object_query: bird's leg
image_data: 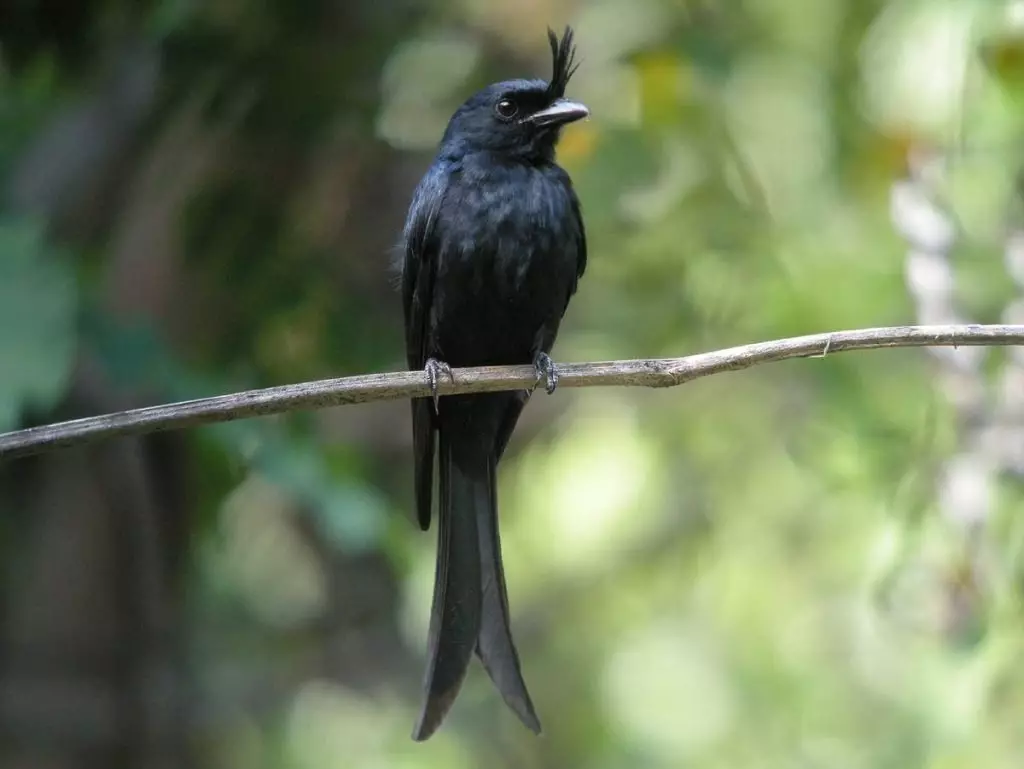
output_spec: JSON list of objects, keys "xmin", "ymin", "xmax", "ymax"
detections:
[
  {"xmin": 424, "ymin": 357, "xmax": 454, "ymax": 413},
  {"xmin": 532, "ymin": 352, "xmax": 559, "ymax": 395}
]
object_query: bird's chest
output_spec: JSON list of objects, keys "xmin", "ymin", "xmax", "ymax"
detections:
[
  {"xmin": 439, "ymin": 171, "xmax": 575, "ymax": 299},
  {"xmin": 426, "ymin": 165, "xmax": 579, "ymax": 364}
]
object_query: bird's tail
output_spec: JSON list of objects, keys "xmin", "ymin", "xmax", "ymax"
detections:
[
  {"xmin": 475, "ymin": 458, "xmax": 541, "ymax": 734},
  {"xmin": 413, "ymin": 420, "xmax": 540, "ymax": 740},
  {"xmin": 413, "ymin": 431, "xmax": 482, "ymax": 740}
]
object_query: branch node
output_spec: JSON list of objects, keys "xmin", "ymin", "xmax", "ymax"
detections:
[{"xmin": 814, "ymin": 335, "xmax": 834, "ymax": 359}]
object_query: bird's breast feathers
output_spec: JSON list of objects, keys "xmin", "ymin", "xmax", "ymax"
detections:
[{"xmin": 443, "ymin": 163, "xmax": 577, "ymax": 260}]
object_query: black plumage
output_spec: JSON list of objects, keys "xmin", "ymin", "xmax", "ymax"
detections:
[{"xmin": 400, "ymin": 27, "xmax": 589, "ymax": 741}]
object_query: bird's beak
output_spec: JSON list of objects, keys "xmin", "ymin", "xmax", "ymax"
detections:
[{"xmin": 525, "ymin": 98, "xmax": 590, "ymax": 128}]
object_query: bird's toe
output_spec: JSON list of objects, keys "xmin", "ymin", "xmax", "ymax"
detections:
[
  {"xmin": 533, "ymin": 353, "xmax": 559, "ymax": 395},
  {"xmin": 424, "ymin": 357, "xmax": 454, "ymax": 412}
]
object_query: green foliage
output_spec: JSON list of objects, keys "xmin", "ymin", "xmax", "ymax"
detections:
[
  {"xmin": 0, "ymin": 216, "xmax": 76, "ymax": 430},
  {"xmin": 84, "ymin": 314, "xmax": 389, "ymax": 551},
  {"xmin": 0, "ymin": 53, "xmax": 62, "ymax": 178}
]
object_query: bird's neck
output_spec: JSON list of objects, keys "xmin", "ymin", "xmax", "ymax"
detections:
[
  {"xmin": 446, "ymin": 146, "xmax": 557, "ymax": 169},
  {"xmin": 439, "ymin": 135, "xmax": 559, "ymax": 167}
]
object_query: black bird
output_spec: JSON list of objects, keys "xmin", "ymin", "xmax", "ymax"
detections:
[{"xmin": 400, "ymin": 27, "xmax": 588, "ymax": 740}]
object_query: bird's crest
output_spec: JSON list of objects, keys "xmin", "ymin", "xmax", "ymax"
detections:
[{"xmin": 546, "ymin": 26, "xmax": 580, "ymax": 101}]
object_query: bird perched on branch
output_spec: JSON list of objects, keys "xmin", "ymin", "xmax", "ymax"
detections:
[{"xmin": 400, "ymin": 27, "xmax": 589, "ymax": 740}]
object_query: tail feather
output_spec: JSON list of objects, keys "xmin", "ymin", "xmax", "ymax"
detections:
[
  {"xmin": 412, "ymin": 433, "xmax": 483, "ymax": 741},
  {"xmin": 412, "ymin": 398, "xmax": 435, "ymax": 531},
  {"xmin": 475, "ymin": 459, "xmax": 542, "ymax": 733},
  {"xmin": 414, "ymin": 395, "xmax": 540, "ymax": 740}
]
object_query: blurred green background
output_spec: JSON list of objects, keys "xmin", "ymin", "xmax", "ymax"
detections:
[{"xmin": 3, "ymin": 0, "xmax": 1024, "ymax": 767}]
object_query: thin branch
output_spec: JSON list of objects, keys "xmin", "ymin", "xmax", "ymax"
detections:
[{"xmin": 2, "ymin": 324, "xmax": 1023, "ymax": 461}]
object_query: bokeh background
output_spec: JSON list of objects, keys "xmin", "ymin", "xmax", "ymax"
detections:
[{"xmin": 3, "ymin": 0, "xmax": 1024, "ymax": 767}]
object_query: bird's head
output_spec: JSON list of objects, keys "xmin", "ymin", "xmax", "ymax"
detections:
[{"xmin": 440, "ymin": 27, "xmax": 588, "ymax": 162}]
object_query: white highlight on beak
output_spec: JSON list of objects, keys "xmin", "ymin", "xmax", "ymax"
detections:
[{"xmin": 525, "ymin": 98, "xmax": 590, "ymax": 127}]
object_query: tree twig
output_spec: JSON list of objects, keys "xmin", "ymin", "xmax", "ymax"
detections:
[{"xmin": 2, "ymin": 324, "xmax": 1023, "ymax": 461}]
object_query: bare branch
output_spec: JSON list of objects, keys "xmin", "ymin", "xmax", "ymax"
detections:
[{"xmin": 2, "ymin": 324, "xmax": 1023, "ymax": 461}]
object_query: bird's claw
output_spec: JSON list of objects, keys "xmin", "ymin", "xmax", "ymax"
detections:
[
  {"xmin": 533, "ymin": 352, "xmax": 559, "ymax": 395},
  {"xmin": 424, "ymin": 358, "xmax": 454, "ymax": 413}
]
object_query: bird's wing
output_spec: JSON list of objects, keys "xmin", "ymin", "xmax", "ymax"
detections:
[
  {"xmin": 567, "ymin": 186, "xmax": 587, "ymax": 305},
  {"xmin": 402, "ymin": 162, "xmax": 451, "ymax": 531},
  {"xmin": 403, "ymin": 163, "xmax": 450, "ymax": 369},
  {"xmin": 492, "ymin": 183, "xmax": 587, "ymax": 461}
]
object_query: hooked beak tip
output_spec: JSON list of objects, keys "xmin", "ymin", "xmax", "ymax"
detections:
[{"xmin": 525, "ymin": 98, "xmax": 590, "ymax": 128}]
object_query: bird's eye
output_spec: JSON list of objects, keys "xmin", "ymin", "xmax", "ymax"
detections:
[{"xmin": 495, "ymin": 99, "xmax": 518, "ymax": 119}]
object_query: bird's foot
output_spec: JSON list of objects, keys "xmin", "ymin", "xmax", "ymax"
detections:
[
  {"xmin": 424, "ymin": 357, "xmax": 454, "ymax": 413},
  {"xmin": 532, "ymin": 352, "xmax": 559, "ymax": 395}
]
